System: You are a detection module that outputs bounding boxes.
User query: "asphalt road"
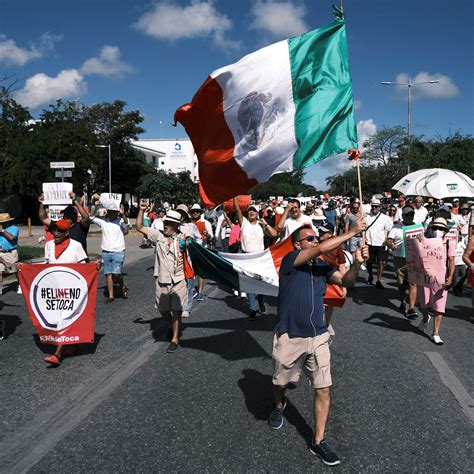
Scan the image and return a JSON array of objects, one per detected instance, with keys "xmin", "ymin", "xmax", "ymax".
[{"xmin": 0, "ymin": 236, "xmax": 473, "ymax": 473}]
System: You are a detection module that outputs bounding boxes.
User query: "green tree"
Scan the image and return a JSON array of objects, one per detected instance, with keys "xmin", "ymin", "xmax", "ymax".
[
  {"xmin": 136, "ymin": 170, "xmax": 198, "ymax": 205},
  {"xmin": 250, "ymin": 170, "xmax": 318, "ymax": 199}
]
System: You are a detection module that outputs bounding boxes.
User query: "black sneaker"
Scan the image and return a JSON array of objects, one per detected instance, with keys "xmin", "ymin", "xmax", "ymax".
[
  {"xmin": 258, "ymin": 301, "xmax": 267, "ymax": 315},
  {"xmin": 375, "ymin": 281, "xmax": 384, "ymax": 289},
  {"xmin": 309, "ymin": 439, "xmax": 341, "ymax": 466},
  {"xmin": 249, "ymin": 310, "xmax": 257, "ymax": 321},
  {"xmin": 406, "ymin": 308, "xmax": 419, "ymax": 319},
  {"xmin": 398, "ymin": 302, "xmax": 406, "ymax": 313},
  {"xmin": 367, "ymin": 275, "xmax": 373, "ymax": 285},
  {"xmin": 268, "ymin": 397, "xmax": 287, "ymax": 429}
]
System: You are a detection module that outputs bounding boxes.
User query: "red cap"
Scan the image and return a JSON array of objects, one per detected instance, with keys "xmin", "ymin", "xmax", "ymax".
[
  {"xmin": 398, "ymin": 197, "xmax": 405, "ymax": 201},
  {"xmin": 53, "ymin": 219, "xmax": 72, "ymax": 231}
]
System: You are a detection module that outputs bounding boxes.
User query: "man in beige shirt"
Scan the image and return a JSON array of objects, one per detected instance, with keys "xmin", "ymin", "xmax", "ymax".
[{"xmin": 137, "ymin": 202, "xmax": 187, "ymax": 353}]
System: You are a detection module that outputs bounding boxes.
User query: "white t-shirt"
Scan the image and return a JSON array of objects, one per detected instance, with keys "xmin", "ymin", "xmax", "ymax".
[
  {"xmin": 151, "ymin": 217, "xmax": 164, "ymax": 232},
  {"xmin": 364, "ymin": 212, "xmax": 393, "ymax": 246},
  {"xmin": 45, "ymin": 239, "xmax": 88, "ymax": 263},
  {"xmin": 387, "ymin": 222, "xmax": 404, "ymax": 258},
  {"xmin": 362, "ymin": 203, "xmax": 372, "ymax": 215},
  {"xmin": 240, "ymin": 218, "xmax": 264, "ymax": 253},
  {"xmin": 455, "ymin": 240, "xmax": 466, "ymax": 266},
  {"xmin": 91, "ymin": 216, "xmax": 126, "ymax": 252},
  {"xmin": 282, "ymin": 214, "xmax": 317, "ymax": 240},
  {"xmin": 414, "ymin": 206, "xmax": 428, "ymax": 225}
]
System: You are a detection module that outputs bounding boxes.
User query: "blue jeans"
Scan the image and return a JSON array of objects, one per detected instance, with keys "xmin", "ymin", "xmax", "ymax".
[
  {"xmin": 184, "ymin": 277, "xmax": 195, "ymax": 312},
  {"xmin": 247, "ymin": 293, "xmax": 257, "ymax": 311}
]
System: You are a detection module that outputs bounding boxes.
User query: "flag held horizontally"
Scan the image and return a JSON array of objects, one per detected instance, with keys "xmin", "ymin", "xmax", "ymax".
[{"xmin": 175, "ymin": 19, "xmax": 358, "ymax": 206}]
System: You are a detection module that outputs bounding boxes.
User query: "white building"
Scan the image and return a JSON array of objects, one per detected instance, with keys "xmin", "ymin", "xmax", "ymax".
[{"xmin": 130, "ymin": 138, "xmax": 199, "ymax": 183}]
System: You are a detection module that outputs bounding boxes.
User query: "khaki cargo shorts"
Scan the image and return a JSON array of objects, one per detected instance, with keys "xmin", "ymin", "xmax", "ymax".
[
  {"xmin": 393, "ymin": 256, "xmax": 409, "ymax": 285},
  {"xmin": 0, "ymin": 249, "xmax": 19, "ymax": 273},
  {"xmin": 272, "ymin": 331, "xmax": 332, "ymax": 389},
  {"xmin": 155, "ymin": 279, "xmax": 188, "ymax": 312}
]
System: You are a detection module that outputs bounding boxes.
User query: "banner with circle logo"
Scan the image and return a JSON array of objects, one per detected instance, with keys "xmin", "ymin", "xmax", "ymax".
[{"xmin": 19, "ymin": 263, "xmax": 99, "ymax": 345}]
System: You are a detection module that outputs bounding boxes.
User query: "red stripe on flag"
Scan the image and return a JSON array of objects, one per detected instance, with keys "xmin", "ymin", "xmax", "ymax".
[{"xmin": 174, "ymin": 76, "xmax": 257, "ymax": 206}]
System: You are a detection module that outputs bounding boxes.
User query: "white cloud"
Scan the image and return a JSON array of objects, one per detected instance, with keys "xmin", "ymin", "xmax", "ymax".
[
  {"xmin": 0, "ymin": 33, "xmax": 62, "ymax": 66},
  {"xmin": 15, "ymin": 69, "xmax": 86, "ymax": 110},
  {"xmin": 250, "ymin": 0, "xmax": 309, "ymax": 39},
  {"xmin": 81, "ymin": 45, "xmax": 134, "ymax": 78},
  {"xmin": 133, "ymin": 1, "xmax": 238, "ymax": 50},
  {"xmin": 393, "ymin": 72, "xmax": 459, "ymax": 99}
]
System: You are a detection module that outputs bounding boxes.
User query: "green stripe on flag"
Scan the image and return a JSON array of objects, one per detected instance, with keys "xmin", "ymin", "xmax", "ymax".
[
  {"xmin": 187, "ymin": 240, "xmax": 240, "ymax": 291},
  {"xmin": 289, "ymin": 21, "xmax": 357, "ymax": 169}
]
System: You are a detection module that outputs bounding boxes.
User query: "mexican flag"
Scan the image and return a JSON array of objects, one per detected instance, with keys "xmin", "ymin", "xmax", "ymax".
[
  {"xmin": 175, "ymin": 19, "xmax": 357, "ymax": 206},
  {"xmin": 186, "ymin": 239, "xmax": 345, "ymax": 307}
]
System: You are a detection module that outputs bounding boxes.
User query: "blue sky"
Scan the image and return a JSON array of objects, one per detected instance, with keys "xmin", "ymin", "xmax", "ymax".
[{"xmin": 2, "ymin": 0, "xmax": 473, "ymax": 190}]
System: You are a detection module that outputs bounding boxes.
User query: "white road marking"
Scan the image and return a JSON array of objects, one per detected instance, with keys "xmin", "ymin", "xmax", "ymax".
[
  {"xmin": 0, "ymin": 285, "xmax": 219, "ymax": 474},
  {"xmin": 425, "ymin": 351, "xmax": 474, "ymax": 426}
]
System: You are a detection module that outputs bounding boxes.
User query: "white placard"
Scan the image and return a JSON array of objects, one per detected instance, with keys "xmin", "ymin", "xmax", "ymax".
[
  {"xmin": 99, "ymin": 193, "xmax": 122, "ymax": 211},
  {"xmin": 48, "ymin": 205, "xmax": 66, "ymax": 221},
  {"xmin": 42, "ymin": 183, "xmax": 73, "ymax": 205},
  {"xmin": 50, "ymin": 161, "xmax": 75, "ymax": 169}
]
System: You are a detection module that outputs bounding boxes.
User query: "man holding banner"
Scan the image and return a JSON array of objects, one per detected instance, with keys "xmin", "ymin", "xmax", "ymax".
[
  {"xmin": 269, "ymin": 219, "xmax": 368, "ymax": 467},
  {"xmin": 19, "ymin": 219, "xmax": 99, "ymax": 367}
]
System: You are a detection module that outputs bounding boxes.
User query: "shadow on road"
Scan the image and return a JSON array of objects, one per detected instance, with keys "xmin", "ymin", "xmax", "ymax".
[
  {"xmin": 32, "ymin": 333, "xmax": 105, "ymax": 357},
  {"xmin": 237, "ymin": 369, "xmax": 313, "ymax": 443},
  {"xmin": 133, "ymin": 316, "xmax": 170, "ymax": 342},
  {"xmin": 0, "ymin": 314, "xmax": 22, "ymax": 340}
]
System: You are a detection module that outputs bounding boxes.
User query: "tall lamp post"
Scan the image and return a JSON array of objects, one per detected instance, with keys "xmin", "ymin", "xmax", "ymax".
[
  {"xmin": 95, "ymin": 144, "xmax": 112, "ymax": 193},
  {"xmin": 381, "ymin": 78, "xmax": 439, "ymax": 173}
]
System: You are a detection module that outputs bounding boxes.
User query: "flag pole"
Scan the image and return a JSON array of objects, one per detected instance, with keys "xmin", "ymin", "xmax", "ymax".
[{"xmin": 348, "ymin": 149, "xmax": 365, "ymax": 245}]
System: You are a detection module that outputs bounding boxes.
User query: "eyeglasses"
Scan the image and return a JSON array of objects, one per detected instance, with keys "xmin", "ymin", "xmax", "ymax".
[
  {"xmin": 371, "ymin": 205, "xmax": 381, "ymax": 208},
  {"xmin": 431, "ymin": 226, "xmax": 446, "ymax": 232},
  {"xmin": 297, "ymin": 235, "xmax": 317, "ymax": 243}
]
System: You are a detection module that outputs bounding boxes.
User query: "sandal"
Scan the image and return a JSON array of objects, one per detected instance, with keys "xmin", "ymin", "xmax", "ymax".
[
  {"xmin": 122, "ymin": 286, "xmax": 129, "ymax": 299},
  {"xmin": 105, "ymin": 297, "xmax": 115, "ymax": 304},
  {"xmin": 44, "ymin": 354, "xmax": 61, "ymax": 366}
]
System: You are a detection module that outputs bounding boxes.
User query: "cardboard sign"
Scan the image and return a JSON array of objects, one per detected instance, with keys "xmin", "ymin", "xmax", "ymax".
[
  {"xmin": 99, "ymin": 193, "xmax": 122, "ymax": 211},
  {"xmin": 401, "ymin": 224, "xmax": 424, "ymax": 258},
  {"xmin": 19, "ymin": 263, "xmax": 99, "ymax": 345},
  {"xmin": 48, "ymin": 205, "xmax": 66, "ymax": 221},
  {"xmin": 42, "ymin": 182, "xmax": 73, "ymax": 205},
  {"xmin": 405, "ymin": 237, "xmax": 446, "ymax": 290}
]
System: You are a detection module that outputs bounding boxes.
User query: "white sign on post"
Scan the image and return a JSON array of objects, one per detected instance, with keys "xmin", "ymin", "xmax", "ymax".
[
  {"xmin": 50, "ymin": 161, "xmax": 75, "ymax": 169},
  {"xmin": 99, "ymin": 193, "xmax": 122, "ymax": 211},
  {"xmin": 42, "ymin": 183, "xmax": 73, "ymax": 205}
]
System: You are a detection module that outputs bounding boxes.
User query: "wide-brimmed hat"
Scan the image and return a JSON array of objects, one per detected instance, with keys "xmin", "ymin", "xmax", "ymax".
[
  {"xmin": 0, "ymin": 213, "xmax": 15, "ymax": 224},
  {"xmin": 431, "ymin": 217, "xmax": 448, "ymax": 230},
  {"xmin": 176, "ymin": 204, "xmax": 189, "ymax": 220},
  {"xmin": 460, "ymin": 203, "xmax": 469, "ymax": 210},
  {"xmin": 163, "ymin": 210, "xmax": 182, "ymax": 224},
  {"xmin": 371, "ymin": 198, "xmax": 381, "ymax": 206},
  {"xmin": 190, "ymin": 203, "xmax": 203, "ymax": 213}
]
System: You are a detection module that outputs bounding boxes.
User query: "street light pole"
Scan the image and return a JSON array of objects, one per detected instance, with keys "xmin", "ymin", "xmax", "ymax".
[
  {"xmin": 381, "ymin": 78, "xmax": 439, "ymax": 173},
  {"xmin": 95, "ymin": 144, "xmax": 112, "ymax": 193}
]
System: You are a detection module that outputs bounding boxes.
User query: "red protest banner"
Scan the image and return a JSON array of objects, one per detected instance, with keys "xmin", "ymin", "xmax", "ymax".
[{"xmin": 18, "ymin": 263, "xmax": 99, "ymax": 345}]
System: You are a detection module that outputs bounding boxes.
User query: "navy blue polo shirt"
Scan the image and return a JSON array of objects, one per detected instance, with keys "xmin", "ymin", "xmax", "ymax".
[{"xmin": 276, "ymin": 250, "xmax": 336, "ymax": 338}]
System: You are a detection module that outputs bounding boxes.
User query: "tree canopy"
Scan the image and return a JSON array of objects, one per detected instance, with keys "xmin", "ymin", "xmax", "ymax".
[{"xmin": 250, "ymin": 170, "xmax": 319, "ymax": 199}]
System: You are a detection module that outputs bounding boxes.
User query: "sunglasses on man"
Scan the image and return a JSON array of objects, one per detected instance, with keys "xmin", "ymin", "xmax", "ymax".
[{"xmin": 297, "ymin": 235, "xmax": 317, "ymax": 243}]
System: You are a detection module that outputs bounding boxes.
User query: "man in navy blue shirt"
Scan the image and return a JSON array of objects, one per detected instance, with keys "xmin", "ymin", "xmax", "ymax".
[{"xmin": 269, "ymin": 220, "xmax": 368, "ymax": 466}]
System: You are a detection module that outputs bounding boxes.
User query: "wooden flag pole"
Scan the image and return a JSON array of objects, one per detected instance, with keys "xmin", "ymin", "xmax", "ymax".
[{"xmin": 348, "ymin": 148, "xmax": 365, "ymax": 245}]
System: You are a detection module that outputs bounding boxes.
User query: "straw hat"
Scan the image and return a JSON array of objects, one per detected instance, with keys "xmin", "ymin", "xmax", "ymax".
[
  {"xmin": 0, "ymin": 213, "xmax": 15, "ymax": 224},
  {"xmin": 163, "ymin": 210, "xmax": 182, "ymax": 224},
  {"xmin": 431, "ymin": 217, "xmax": 448, "ymax": 230},
  {"xmin": 190, "ymin": 203, "xmax": 203, "ymax": 212},
  {"xmin": 176, "ymin": 204, "xmax": 189, "ymax": 220}
]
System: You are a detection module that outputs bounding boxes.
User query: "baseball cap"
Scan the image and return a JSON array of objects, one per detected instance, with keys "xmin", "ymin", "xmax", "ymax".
[
  {"xmin": 248, "ymin": 205, "xmax": 259, "ymax": 212},
  {"xmin": 402, "ymin": 206, "xmax": 415, "ymax": 215},
  {"xmin": 52, "ymin": 219, "xmax": 72, "ymax": 231},
  {"xmin": 438, "ymin": 204, "xmax": 452, "ymax": 213},
  {"xmin": 318, "ymin": 223, "xmax": 334, "ymax": 234}
]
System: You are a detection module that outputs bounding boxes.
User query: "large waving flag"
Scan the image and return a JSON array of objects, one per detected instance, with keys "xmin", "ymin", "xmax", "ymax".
[
  {"xmin": 186, "ymin": 239, "xmax": 345, "ymax": 307},
  {"xmin": 175, "ymin": 19, "xmax": 357, "ymax": 205}
]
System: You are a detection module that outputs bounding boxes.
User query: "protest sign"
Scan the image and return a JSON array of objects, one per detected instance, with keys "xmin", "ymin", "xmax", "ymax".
[
  {"xmin": 42, "ymin": 182, "xmax": 73, "ymax": 205},
  {"xmin": 99, "ymin": 193, "xmax": 122, "ymax": 211},
  {"xmin": 401, "ymin": 224, "xmax": 424, "ymax": 258},
  {"xmin": 19, "ymin": 263, "xmax": 99, "ymax": 345},
  {"xmin": 48, "ymin": 205, "xmax": 66, "ymax": 221},
  {"xmin": 405, "ymin": 237, "xmax": 446, "ymax": 290}
]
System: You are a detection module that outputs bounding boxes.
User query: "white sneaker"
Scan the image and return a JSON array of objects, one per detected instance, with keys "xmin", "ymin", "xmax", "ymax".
[
  {"xmin": 361, "ymin": 264, "xmax": 366, "ymax": 271},
  {"xmin": 233, "ymin": 290, "xmax": 239, "ymax": 296},
  {"xmin": 327, "ymin": 324, "xmax": 335, "ymax": 336},
  {"xmin": 417, "ymin": 315, "xmax": 431, "ymax": 332},
  {"xmin": 17, "ymin": 286, "xmax": 22, "ymax": 295},
  {"xmin": 181, "ymin": 311, "xmax": 191, "ymax": 318},
  {"xmin": 240, "ymin": 292, "xmax": 247, "ymax": 298},
  {"xmin": 432, "ymin": 335, "xmax": 444, "ymax": 345}
]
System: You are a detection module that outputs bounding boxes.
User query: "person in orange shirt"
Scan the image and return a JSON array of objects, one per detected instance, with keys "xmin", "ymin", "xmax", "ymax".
[{"xmin": 318, "ymin": 224, "xmax": 347, "ymax": 336}]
